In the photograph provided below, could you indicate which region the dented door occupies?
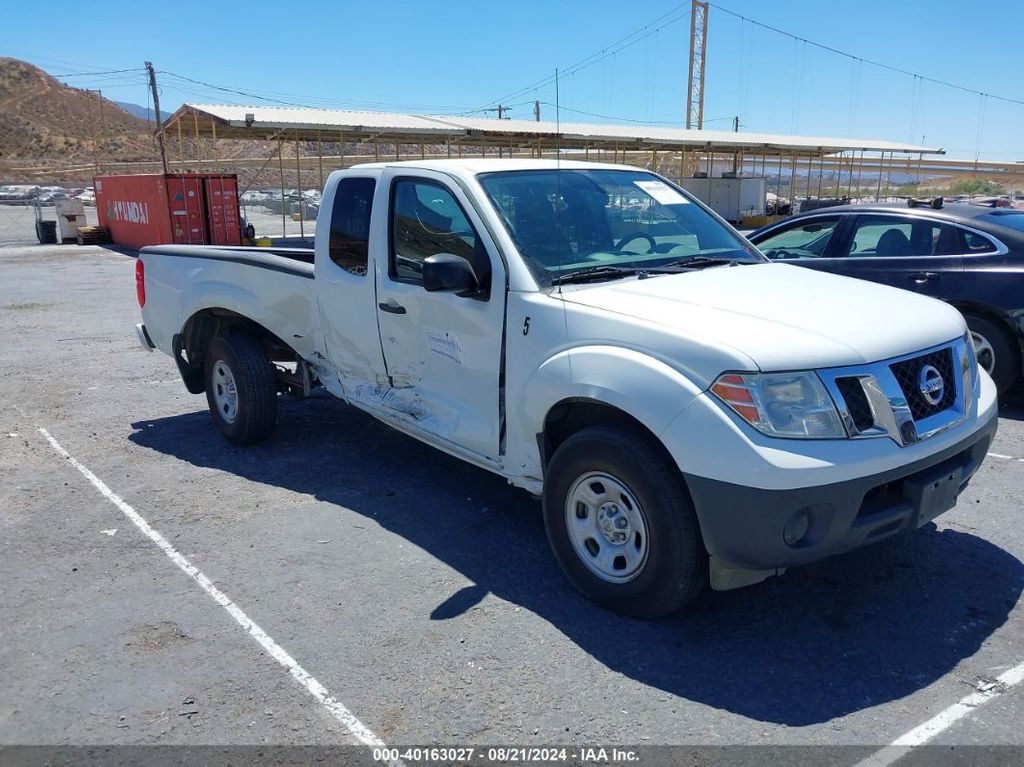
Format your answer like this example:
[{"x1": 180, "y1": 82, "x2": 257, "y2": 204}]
[{"x1": 375, "y1": 170, "x2": 506, "y2": 460}]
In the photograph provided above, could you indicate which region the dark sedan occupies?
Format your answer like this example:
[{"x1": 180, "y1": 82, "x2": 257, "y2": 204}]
[{"x1": 749, "y1": 201, "x2": 1024, "y2": 394}]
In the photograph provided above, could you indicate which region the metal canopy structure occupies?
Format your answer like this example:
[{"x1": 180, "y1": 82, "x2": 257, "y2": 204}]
[{"x1": 163, "y1": 103, "x2": 944, "y2": 158}]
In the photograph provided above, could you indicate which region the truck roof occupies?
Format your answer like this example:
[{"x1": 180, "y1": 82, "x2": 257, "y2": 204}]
[{"x1": 347, "y1": 158, "x2": 636, "y2": 176}]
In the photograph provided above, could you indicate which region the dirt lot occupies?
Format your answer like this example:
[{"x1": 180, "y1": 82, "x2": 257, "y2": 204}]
[{"x1": 1, "y1": 205, "x2": 1022, "y2": 763}]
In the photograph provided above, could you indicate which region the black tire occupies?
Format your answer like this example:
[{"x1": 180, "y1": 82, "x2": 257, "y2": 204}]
[
  {"x1": 542, "y1": 425, "x2": 707, "y2": 618},
  {"x1": 203, "y1": 332, "x2": 278, "y2": 444},
  {"x1": 964, "y1": 314, "x2": 1020, "y2": 396}
]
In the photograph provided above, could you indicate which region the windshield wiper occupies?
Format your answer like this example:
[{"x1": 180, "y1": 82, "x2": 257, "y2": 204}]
[
  {"x1": 662, "y1": 256, "x2": 742, "y2": 270},
  {"x1": 551, "y1": 265, "x2": 674, "y2": 285}
]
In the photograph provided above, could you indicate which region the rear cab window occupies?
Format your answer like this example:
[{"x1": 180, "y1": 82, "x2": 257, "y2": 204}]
[{"x1": 328, "y1": 177, "x2": 376, "y2": 275}]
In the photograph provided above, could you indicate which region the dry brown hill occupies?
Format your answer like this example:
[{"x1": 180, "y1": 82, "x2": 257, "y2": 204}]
[{"x1": 0, "y1": 57, "x2": 157, "y2": 164}]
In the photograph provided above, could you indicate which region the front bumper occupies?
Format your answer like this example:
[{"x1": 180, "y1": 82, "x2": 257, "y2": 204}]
[{"x1": 685, "y1": 406, "x2": 998, "y2": 575}]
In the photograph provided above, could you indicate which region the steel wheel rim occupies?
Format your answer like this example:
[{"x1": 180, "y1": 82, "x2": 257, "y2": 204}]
[
  {"x1": 970, "y1": 332, "x2": 996, "y2": 375},
  {"x1": 564, "y1": 471, "x2": 649, "y2": 584},
  {"x1": 211, "y1": 360, "x2": 239, "y2": 424}
]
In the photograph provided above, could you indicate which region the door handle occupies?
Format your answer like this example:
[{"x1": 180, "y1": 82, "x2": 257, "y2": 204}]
[
  {"x1": 378, "y1": 300, "x2": 407, "y2": 315},
  {"x1": 909, "y1": 272, "x2": 938, "y2": 285}
]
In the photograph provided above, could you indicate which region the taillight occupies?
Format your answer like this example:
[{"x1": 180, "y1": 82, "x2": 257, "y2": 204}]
[{"x1": 135, "y1": 258, "x2": 146, "y2": 308}]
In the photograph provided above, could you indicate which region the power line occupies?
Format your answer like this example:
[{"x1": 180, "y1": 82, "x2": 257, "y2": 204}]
[
  {"x1": 159, "y1": 70, "x2": 480, "y2": 114},
  {"x1": 542, "y1": 102, "x2": 736, "y2": 126},
  {"x1": 474, "y1": 3, "x2": 691, "y2": 114},
  {"x1": 539, "y1": 102, "x2": 682, "y2": 125},
  {"x1": 710, "y1": 1, "x2": 1024, "y2": 108},
  {"x1": 52, "y1": 68, "x2": 144, "y2": 78}
]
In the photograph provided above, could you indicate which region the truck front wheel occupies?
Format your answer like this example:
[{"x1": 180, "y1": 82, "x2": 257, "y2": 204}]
[
  {"x1": 204, "y1": 332, "x2": 278, "y2": 444},
  {"x1": 543, "y1": 425, "x2": 707, "y2": 618}
]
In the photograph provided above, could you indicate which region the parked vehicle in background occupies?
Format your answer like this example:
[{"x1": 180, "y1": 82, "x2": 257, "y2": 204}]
[
  {"x1": 750, "y1": 201, "x2": 1024, "y2": 394},
  {"x1": 36, "y1": 190, "x2": 67, "y2": 205},
  {"x1": 135, "y1": 160, "x2": 997, "y2": 617},
  {"x1": 76, "y1": 189, "x2": 96, "y2": 206}
]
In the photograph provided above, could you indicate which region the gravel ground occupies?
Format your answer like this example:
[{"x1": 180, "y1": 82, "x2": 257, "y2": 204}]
[{"x1": 1, "y1": 206, "x2": 1021, "y2": 761}]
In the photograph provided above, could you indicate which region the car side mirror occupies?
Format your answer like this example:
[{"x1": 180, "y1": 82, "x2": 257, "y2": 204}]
[{"x1": 423, "y1": 253, "x2": 478, "y2": 295}]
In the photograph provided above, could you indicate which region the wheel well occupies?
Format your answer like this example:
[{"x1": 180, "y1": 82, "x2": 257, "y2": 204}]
[
  {"x1": 951, "y1": 302, "x2": 1017, "y2": 338},
  {"x1": 176, "y1": 309, "x2": 296, "y2": 393},
  {"x1": 541, "y1": 399, "x2": 676, "y2": 471},
  {"x1": 952, "y1": 302, "x2": 1023, "y2": 363}
]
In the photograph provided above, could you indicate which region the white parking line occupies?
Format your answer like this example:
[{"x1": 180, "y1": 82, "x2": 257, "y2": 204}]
[
  {"x1": 39, "y1": 427, "x2": 386, "y2": 748},
  {"x1": 855, "y1": 663, "x2": 1024, "y2": 767},
  {"x1": 986, "y1": 452, "x2": 1014, "y2": 460}
]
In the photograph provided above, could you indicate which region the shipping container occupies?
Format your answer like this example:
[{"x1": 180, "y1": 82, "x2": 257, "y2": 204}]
[
  {"x1": 203, "y1": 175, "x2": 241, "y2": 246},
  {"x1": 94, "y1": 173, "x2": 242, "y2": 249}
]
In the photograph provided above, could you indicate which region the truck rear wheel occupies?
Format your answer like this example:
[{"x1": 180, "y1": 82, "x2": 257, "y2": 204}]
[
  {"x1": 204, "y1": 332, "x2": 278, "y2": 444},
  {"x1": 543, "y1": 425, "x2": 707, "y2": 618}
]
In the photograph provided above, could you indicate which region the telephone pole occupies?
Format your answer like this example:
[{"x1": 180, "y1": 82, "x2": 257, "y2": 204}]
[
  {"x1": 485, "y1": 104, "x2": 511, "y2": 120},
  {"x1": 84, "y1": 89, "x2": 104, "y2": 174},
  {"x1": 146, "y1": 61, "x2": 169, "y2": 174},
  {"x1": 534, "y1": 100, "x2": 541, "y2": 122}
]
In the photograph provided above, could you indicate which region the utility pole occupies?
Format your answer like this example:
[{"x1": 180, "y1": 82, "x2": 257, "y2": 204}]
[
  {"x1": 534, "y1": 100, "x2": 541, "y2": 122},
  {"x1": 733, "y1": 115, "x2": 740, "y2": 132},
  {"x1": 686, "y1": 0, "x2": 709, "y2": 130},
  {"x1": 485, "y1": 104, "x2": 511, "y2": 120},
  {"x1": 146, "y1": 61, "x2": 169, "y2": 174},
  {"x1": 84, "y1": 88, "x2": 103, "y2": 174}
]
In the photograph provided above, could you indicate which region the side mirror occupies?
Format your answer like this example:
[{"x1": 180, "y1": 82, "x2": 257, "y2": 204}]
[{"x1": 423, "y1": 253, "x2": 478, "y2": 294}]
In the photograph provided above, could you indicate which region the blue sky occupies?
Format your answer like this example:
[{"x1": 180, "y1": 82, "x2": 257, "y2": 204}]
[{"x1": 7, "y1": 0, "x2": 1023, "y2": 160}]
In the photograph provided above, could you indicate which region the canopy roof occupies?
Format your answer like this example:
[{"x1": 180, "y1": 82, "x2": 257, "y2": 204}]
[{"x1": 165, "y1": 103, "x2": 944, "y2": 157}]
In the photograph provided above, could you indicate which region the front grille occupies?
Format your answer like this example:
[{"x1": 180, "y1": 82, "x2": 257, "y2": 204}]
[
  {"x1": 835, "y1": 376, "x2": 874, "y2": 432},
  {"x1": 889, "y1": 348, "x2": 956, "y2": 421}
]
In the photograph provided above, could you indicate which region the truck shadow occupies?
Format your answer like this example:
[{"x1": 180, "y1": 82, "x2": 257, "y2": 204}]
[{"x1": 129, "y1": 395, "x2": 1023, "y2": 727}]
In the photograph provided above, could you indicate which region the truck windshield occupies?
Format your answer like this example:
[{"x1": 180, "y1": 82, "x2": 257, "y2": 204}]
[{"x1": 478, "y1": 168, "x2": 762, "y2": 285}]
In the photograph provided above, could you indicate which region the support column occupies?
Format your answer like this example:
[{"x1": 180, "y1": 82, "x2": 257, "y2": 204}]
[
  {"x1": 193, "y1": 111, "x2": 202, "y2": 168},
  {"x1": 278, "y1": 140, "x2": 286, "y2": 238},
  {"x1": 295, "y1": 140, "x2": 304, "y2": 241}
]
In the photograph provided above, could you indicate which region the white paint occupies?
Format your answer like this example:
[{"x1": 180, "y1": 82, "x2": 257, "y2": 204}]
[
  {"x1": 100, "y1": 528, "x2": 117, "y2": 536},
  {"x1": 855, "y1": 662, "x2": 1024, "y2": 767},
  {"x1": 39, "y1": 427, "x2": 386, "y2": 748},
  {"x1": 987, "y1": 452, "x2": 1013, "y2": 459}
]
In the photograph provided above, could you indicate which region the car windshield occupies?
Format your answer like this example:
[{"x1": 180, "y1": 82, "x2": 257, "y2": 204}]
[{"x1": 477, "y1": 168, "x2": 762, "y2": 285}]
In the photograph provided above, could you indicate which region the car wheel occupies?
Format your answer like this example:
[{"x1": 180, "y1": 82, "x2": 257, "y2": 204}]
[
  {"x1": 204, "y1": 332, "x2": 278, "y2": 444},
  {"x1": 542, "y1": 425, "x2": 707, "y2": 618},
  {"x1": 965, "y1": 314, "x2": 1020, "y2": 396}
]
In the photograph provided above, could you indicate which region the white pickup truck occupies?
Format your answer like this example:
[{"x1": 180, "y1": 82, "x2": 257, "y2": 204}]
[{"x1": 136, "y1": 159, "x2": 998, "y2": 617}]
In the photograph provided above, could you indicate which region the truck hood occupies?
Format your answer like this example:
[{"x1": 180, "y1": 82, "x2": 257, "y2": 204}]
[{"x1": 559, "y1": 262, "x2": 966, "y2": 374}]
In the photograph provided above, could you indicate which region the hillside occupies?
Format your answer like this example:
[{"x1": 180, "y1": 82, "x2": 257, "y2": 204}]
[
  {"x1": 0, "y1": 57, "x2": 157, "y2": 164},
  {"x1": 114, "y1": 100, "x2": 156, "y2": 123}
]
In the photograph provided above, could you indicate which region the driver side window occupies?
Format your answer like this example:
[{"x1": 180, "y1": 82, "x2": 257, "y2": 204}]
[
  {"x1": 391, "y1": 179, "x2": 479, "y2": 283},
  {"x1": 756, "y1": 217, "x2": 839, "y2": 259}
]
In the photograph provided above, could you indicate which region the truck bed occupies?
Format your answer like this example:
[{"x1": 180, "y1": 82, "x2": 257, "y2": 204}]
[{"x1": 139, "y1": 244, "x2": 320, "y2": 361}]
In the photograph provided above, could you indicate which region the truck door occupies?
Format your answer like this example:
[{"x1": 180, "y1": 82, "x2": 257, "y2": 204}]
[
  {"x1": 374, "y1": 171, "x2": 506, "y2": 460},
  {"x1": 316, "y1": 174, "x2": 390, "y2": 394}
]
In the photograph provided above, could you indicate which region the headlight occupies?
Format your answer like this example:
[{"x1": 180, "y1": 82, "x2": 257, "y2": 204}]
[
  {"x1": 964, "y1": 331, "x2": 980, "y2": 394},
  {"x1": 710, "y1": 371, "x2": 847, "y2": 439}
]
